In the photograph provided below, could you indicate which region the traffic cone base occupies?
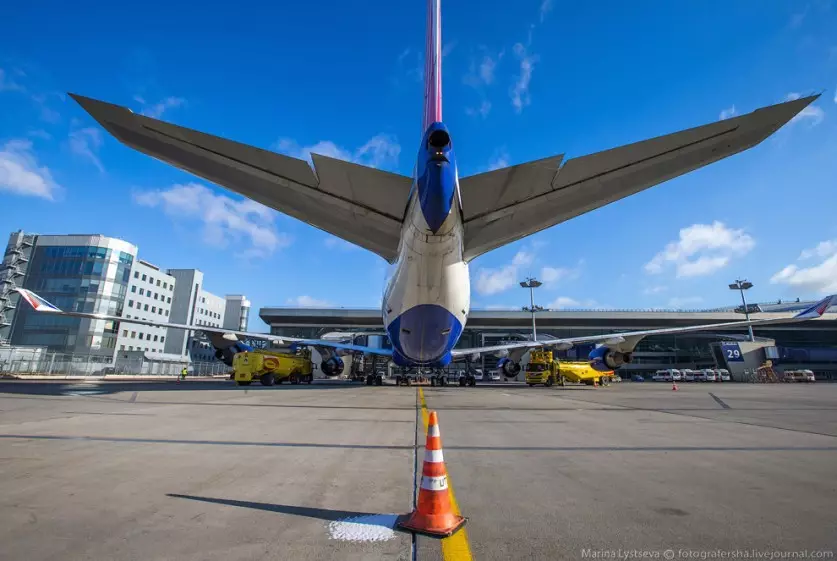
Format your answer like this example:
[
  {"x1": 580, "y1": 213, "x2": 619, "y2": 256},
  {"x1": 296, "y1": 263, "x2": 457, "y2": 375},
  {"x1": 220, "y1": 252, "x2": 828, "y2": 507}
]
[
  {"x1": 398, "y1": 411, "x2": 467, "y2": 539},
  {"x1": 672, "y1": 382, "x2": 678, "y2": 391}
]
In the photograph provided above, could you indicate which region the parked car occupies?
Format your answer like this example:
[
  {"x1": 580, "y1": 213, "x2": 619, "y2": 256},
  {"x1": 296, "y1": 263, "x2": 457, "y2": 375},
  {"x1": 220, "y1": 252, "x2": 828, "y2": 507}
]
[
  {"x1": 693, "y1": 370, "x2": 707, "y2": 382},
  {"x1": 682, "y1": 369, "x2": 696, "y2": 382},
  {"x1": 473, "y1": 370, "x2": 485, "y2": 381},
  {"x1": 716, "y1": 369, "x2": 731, "y2": 382},
  {"x1": 704, "y1": 370, "x2": 717, "y2": 382},
  {"x1": 631, "y1": 374, "x2": 645, "y2": 382},
  {"x1": 488, "y1": 370, "x2": 500, "y2": 381},
  {"x1": 783, "y1": 370, "x2": 815, "y2": 383}
]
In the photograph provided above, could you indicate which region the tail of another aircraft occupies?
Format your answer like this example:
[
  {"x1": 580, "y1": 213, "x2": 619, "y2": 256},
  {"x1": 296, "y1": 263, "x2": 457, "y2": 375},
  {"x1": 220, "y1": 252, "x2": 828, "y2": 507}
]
[{"x1": 423, "y1": 0, "x2": 442, "y2": 131}]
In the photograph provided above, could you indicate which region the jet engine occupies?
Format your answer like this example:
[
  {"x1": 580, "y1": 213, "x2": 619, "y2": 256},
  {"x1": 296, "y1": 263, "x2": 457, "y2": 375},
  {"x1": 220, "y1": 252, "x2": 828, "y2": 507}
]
[
  {"x1": 214, "y1": 342, "x2": 253, "y2": 366},
  {"x1": 588, "y1": 346, "x2": 632, "y2": 372},
  {"x1": 320, "y1": 356, "x2": 345, "y2": 377},
  {"x1": 497, "y1": 357, "x2": 521, "y2": 377}
]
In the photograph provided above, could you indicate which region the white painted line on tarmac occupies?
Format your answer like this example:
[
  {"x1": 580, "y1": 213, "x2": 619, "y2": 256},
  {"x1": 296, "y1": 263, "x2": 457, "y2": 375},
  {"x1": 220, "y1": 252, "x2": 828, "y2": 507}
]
[{"x1": 327, "y1": 514, "x2": 399, "y2": 542}]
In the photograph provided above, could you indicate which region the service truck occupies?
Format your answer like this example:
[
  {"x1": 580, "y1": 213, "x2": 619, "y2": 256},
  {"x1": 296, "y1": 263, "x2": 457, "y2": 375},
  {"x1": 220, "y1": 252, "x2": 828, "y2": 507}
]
[
  {"x1": 524, "y1": 350, "x2": 613, "y2": 387},
  {"x1": 233, "y1": 348, "x2": 314, "y2": 386}
]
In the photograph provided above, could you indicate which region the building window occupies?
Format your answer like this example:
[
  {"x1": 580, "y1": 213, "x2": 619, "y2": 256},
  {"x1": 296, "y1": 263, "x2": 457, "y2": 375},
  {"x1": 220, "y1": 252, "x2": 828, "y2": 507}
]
[
  {"x1": 128, "y1": 300, "x2": 134, "y2": 308},
  {"x1": 139, "y1": 288, "x2": 144, "y2": 296},
  {"x1": 144, "y1": 304, "x2": 149, "y2": 311},
  {"x1": 149, "y1": 277, "x2": 154, "y2": 284},
  {"x1": 138, "y1": 333, "x2": 143, "y2": 340},
  {"x1": 165, "y1": 310, "x2": 169, "y2": 316},
  {"x1": 153, "y1": 293, "x2": 158, "y2": 300},
  {"x1": 129, "y1": 346, "x2": 133, "y2": 351},
  {"x1": 131, "y1": 331, "x2": 136, "y2": 338},
  {"x1": 156, "y1": 279, "x2": 161, "y2": 286},
  {"x1": 120, "y1": 345, "x2": 125, "y2": 350},
  {"x1": 163, "y1": 282, "x2": 167, "y2": 289},
  {"x1": 167, "y1": 297, "x2": 171, "y2": 304},
  {"x1": 122, "y1": 329, "x2": 128, "y2": 336},
  {"x1": 151, "y1": 306, "x2": 156, "y2": 313},
  {"x1": 142, "y1": 274, "x2": 147, "y2": 281},
  {"x1": 131, "y1": 286, "x2": 136, "y2": 293},
  {"x1": 161, "y1": 337, "x2": 165, "y2": 343},
  {"x1": 153, "y1": 335, "x2": 158, "y2": 342},
  {"x1": 134, "y1": 271, "x2": 139, "y2": 279},
  {"x1": 159, "y1": 308, "x2": 163, "y2": 315}
]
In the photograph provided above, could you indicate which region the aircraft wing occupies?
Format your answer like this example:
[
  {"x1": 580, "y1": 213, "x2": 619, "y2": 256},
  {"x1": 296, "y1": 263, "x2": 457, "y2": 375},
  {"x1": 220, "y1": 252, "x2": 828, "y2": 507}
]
[
  {"x1": 69, "y1": 94, "x2": 412, "y2": 263},
  {"x1": 459, "y1": 95, "x2": 819, "y2": 261},
  {"x1": 452, "y1": 295, "x2": 836, "y2": 358},
  {"x1": 14, "y1": 289, "x2": 393, "y2": 358}
]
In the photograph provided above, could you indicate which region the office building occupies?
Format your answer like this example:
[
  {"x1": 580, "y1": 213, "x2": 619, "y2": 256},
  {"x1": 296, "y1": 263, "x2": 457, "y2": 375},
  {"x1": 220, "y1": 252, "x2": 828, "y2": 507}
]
[
  {"x1": 224, "y1": 295, "x2": 251, "y2": 332},
  {"x1": 115, "y1": 260, "x2": 176, "y2": 354},
  {"x1": 2, "y1": 233, "x2": 136, "y2": 356}
]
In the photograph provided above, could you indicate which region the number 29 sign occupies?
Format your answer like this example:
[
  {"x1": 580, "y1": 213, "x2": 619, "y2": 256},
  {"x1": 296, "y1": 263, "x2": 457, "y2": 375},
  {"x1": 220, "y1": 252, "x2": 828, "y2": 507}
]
[{"x1": 721, "y1": 343, "x2": 744, "y2": 362}]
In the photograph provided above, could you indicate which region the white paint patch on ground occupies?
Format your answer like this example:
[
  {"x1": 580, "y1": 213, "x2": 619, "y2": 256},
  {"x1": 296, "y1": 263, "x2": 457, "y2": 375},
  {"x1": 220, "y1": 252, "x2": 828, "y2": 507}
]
[{"x1": 327, "y1": 514, "x2": 399, "y2": 542}]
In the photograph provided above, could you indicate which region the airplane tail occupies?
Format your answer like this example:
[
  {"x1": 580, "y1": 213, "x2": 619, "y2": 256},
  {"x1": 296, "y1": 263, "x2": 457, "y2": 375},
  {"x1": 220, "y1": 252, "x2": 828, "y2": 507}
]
[
  {"x1": 793, "y1": 295, "x2": 836, "y2": 319},
  {"x1": 423, "y1": 0, "x2": 442, "y2": 131}
]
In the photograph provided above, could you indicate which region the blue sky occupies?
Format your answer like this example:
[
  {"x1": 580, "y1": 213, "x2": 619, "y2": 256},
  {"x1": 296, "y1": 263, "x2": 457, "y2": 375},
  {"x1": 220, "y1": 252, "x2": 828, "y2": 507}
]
[{"x1": 1, "y1": 0, "x2": 836, "y2": 328}]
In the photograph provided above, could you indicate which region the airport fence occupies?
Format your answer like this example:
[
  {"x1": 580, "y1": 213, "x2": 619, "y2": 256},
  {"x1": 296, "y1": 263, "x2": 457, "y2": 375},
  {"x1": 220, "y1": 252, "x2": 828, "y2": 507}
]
[{"x1": 0, "y1": 347, "x2": 229, "y2": 377}]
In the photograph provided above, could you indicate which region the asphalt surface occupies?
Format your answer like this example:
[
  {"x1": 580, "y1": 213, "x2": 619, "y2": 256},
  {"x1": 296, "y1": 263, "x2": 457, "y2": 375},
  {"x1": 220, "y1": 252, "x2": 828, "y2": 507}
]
[{"x1": 1, "y1": 380, "x2": 836, "y2": 560}]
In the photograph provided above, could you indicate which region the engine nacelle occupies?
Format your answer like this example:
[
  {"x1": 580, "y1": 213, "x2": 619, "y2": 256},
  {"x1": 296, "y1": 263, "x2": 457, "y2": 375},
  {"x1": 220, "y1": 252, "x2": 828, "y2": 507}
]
[
  {"x1": 320, "y1": 356, "x2": 345, "y2": 377},
  {"x1": 497, "y1": 357, "x2": 521, "y2": 377},
  {"x1": 588, "y1": 346, "x2": 632, "y2": 372},
  {"x1": 214, "y1": 342, "x2": 253, "y2": 366}
]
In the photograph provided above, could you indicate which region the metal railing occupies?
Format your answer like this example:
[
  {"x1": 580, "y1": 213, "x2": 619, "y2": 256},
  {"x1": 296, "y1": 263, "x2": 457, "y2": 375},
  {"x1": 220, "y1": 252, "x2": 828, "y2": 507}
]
[{"x1": 0, "y1": 347, "x2": 230, "y2": 377}]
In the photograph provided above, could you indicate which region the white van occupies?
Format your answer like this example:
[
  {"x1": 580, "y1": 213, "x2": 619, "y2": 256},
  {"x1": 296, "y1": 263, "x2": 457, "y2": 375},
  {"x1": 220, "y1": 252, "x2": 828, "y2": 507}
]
[
  {"x1": 693, "y1": 370, "x2": 707, "y2": 382},
  {"x1": 704, "y1": 369, "x2": 717, "y2": 382},
  {"x1": 652, "y1": 370, "x2": 671, "y2": 382},
  {"x1": 682, "y1": 369, "x2": 696, "y2": 382},
  {"x1": 716, "y1": 369, "x2": 731, "y2": 382}
]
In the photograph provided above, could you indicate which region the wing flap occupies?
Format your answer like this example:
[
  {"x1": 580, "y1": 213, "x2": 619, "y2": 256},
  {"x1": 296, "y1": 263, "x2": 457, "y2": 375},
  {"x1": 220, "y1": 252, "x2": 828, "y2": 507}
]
[
  {"x1": 461, "y1": 95, "x2": 818, "y2": 260},
  {"x1": 70, "y1": 94, "x2": 410, "y2": 262}
]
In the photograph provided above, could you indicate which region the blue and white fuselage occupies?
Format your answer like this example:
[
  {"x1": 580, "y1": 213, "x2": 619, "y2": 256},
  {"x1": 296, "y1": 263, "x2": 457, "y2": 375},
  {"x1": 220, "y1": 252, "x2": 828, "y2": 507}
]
[{"x1": 383, "y1": 122, "x2": 469, "y2": 367}]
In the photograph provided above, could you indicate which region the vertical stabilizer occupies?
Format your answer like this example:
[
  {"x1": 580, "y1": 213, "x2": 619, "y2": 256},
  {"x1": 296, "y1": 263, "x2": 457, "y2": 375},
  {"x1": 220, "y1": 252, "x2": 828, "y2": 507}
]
[{"x1": 423, "y1": 0, "x2": 442, "y2": 131}]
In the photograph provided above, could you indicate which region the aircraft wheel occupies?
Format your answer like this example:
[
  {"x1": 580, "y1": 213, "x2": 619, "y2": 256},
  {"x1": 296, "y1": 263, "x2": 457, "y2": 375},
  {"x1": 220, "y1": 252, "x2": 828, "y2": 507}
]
[
  {"x1": 469, "y1": 377, "x2": 476, "y2": 387},
  {"x1": 459, "y1": 377, "x2": 466, "y2": 387},
  {"x1": 545, "y1": 377, "x2": 554, "y2": 387},
  {"x1": 375, "y1": 375, "x2": 383, "y2": 386},
  {"x1": 261, "y1": 373, "x2": 275, "y2": 386},
  {"x1": 405, "y1": 377, "x2": 412, "y2": 386},
  {"x1": 237, "y1": 381, "x2": 251, "y2": 386},
  {"x1": 306, "y1": 374, "x2": 313, "y2": 384},
  {"x1": 527, "y1": 383, "x2": 534, "y2": 387}
]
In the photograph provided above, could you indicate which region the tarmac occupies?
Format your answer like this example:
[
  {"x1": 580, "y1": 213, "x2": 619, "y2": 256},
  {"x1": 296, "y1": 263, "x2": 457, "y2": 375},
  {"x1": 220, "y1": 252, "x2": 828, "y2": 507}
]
[{"x1": 1, "y1": 379, "x2": 835, "y2": 560}]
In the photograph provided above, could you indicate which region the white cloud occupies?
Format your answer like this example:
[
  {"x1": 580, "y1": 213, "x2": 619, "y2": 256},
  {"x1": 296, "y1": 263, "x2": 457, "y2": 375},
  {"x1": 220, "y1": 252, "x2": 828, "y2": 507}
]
[
  {"x1": 540, "y1": 262, "x2": 582, "y2": 286},
  {"x1": 0, "y1": 139, "x2": 60, "y2": 200},
  {"x1": 475, "y1": 249, "x2": 533, "y2": 295},
  {"x1": 286, "y1": 295, "x2": 333, "y2": 307},
  {"x1": 274, "y1": 134, "x2": 400, "y2": 170},
  {"x1": 789, "y1": 7, "x2": 808, "y2": 29},
  {"x1": 28, "y1": 129, "x2": 52, "y2": 140},
  {"x1": 136, "y1": 96, "x2": 186, "y2": 119},
  {"x1": 479, "y1": 55, "x2": 496, "y2": 85},
  {"x1": 547, "y1": 296, "x2": 579, "y2": 309},
  {"x1": 0, "y1": 68, "x2": 25, "y2": 92},
  {"x1": 510, "y1": 43, "x2": 537, "y2": 113},
  {"x1": 771, "y1": 239, "x2": 837, "y2": 293},
  {"x1": 539, "y1": 0, "x2": 553, "y2": 22},
  {"x1": 668, "y1": 296, "x2": 703, "y2": 309},
  {"x1": 133, "y1": 182, "x2": 291, "y2": 257},
  {"x1": 786, "y1": 93, "x2": 825, "y2": 126},
  {"x1": 485, "y1": 304, "x2": 519, "y2": 311},
  {"x1": 324, "y1": 236, "x2": 358, "y2": 251},
  {"x1": 643, "y1": 285, "x2": 668, "y2": 295},
  {"x1": 487, "y1": 147, "x2": 509, "y2": 171},
  {"x1": 68, "y1": 127, "x2": 104, "y2": 172},
  {"x1": 719, "y1": 105, "x2": 737, "y2": 120},
  {"x1": 799, "y1": 240, "x2": 837, "y2": 260},
  {"x1": 644, "y1": 221, "x2": 755, "y2": 278},
  {"x1": 466, "y1": 100, "x2": 492, "y2": 118},
  {"x1": 834, "y1": 87, "x2": 837, "y2": 104}
]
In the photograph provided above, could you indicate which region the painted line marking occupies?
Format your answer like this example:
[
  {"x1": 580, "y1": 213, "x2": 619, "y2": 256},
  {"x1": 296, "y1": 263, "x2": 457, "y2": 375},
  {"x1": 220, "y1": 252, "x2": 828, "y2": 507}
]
[
  {"x1": 708, "y1": 393, "x2": 731, "y2": 410},
  {"x1": 418, "y1": 387, "x2": 473, "y2": 561}
]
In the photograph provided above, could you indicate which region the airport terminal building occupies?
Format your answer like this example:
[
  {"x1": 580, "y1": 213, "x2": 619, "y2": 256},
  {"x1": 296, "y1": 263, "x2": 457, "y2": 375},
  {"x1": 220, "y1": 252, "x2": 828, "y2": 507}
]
[{"x1": 260, "y1": 303, "x2": 837, "y2": 380}]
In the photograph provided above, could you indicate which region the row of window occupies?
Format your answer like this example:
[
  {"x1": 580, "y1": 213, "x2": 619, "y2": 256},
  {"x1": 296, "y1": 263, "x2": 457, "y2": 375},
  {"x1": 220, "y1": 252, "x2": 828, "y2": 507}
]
[
  {"x1": 120, "y1": 345, "x2": 159, "y2": 352},
  {"x1": 198, "y1": 307, "x2": 220, "y2": 319},
  {"x1": 133, "y1": 270, "x2": 174, "y2": 291},
  {"x1": 196, "y1": 320, "x2": 219, "y2": 327},
  {"x1": 122, "y1": 329, "x2": 166, "y2": 343},
  {"x1": 130, "y1": 286, "x2": 172, "y2": 303},
  {"x1": 127, "y1": 301, "x2": 170, "y2": 316}
]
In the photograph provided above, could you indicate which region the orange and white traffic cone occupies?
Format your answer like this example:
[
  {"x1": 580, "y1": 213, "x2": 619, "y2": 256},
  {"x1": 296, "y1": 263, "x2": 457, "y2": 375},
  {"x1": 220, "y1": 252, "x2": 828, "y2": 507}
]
[
  {"x1": 398, "y1": 411, "x2": 466, "y2": 538},
  {"x1": 672, "y1": 381, "x2": 678, "y2": 391}
]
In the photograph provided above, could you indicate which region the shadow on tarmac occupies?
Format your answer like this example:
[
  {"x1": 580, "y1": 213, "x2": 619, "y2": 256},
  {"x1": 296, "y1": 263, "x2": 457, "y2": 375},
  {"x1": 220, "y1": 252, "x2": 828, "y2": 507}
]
[
  {"x1": 166, "y1": 494, "x2": 406, "y2": 527},
  {"x1": 0, "y1": 380, "x2": 363, "y2": 397}
]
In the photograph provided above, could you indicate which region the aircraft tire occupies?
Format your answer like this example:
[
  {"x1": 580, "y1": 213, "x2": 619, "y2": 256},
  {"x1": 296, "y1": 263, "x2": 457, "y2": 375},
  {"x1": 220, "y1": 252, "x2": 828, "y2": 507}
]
[
  {"x1": 375, "y1": 375, "x2": 383, "y2": 386},
  {"x1": 237, "y1": 381, "x2": 251, "y2": 386},
  {"x1": 261, "y1": 373, "x2": 275, "y2": 386},
  {"x1": 469, "y1": 377, "x2": 476, "y2": 387},
  {"x1": 459, "y1": 377, "x2": 466, "y2": 387}
]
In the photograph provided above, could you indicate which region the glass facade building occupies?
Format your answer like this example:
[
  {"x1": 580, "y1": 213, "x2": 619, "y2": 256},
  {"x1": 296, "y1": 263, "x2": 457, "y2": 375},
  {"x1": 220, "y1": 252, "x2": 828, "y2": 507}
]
[{"x1": 11, "y1": 235, "x2": 137, "y2": 356}]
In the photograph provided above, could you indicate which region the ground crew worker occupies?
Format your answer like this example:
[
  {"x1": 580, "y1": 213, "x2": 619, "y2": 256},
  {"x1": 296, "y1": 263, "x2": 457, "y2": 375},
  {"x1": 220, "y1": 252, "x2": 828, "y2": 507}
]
[{"x1": 180, "y1": 366, "x2": 187, "y2": 382}]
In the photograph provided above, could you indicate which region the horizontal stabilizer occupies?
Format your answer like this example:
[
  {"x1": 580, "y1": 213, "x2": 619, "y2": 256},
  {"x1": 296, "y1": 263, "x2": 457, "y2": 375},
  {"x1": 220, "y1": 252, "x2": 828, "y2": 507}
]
[
  {"x1": 70, "y1": 94, "x2": 412, "y2": 262},
  {"x1": 460, "y1": 95, "x2": 819, "y2": 261}
]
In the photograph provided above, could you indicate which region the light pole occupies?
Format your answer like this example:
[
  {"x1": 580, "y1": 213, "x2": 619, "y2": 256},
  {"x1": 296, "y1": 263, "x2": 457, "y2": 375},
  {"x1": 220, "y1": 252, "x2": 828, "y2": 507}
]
[
  {"x1": 520, "y1": 278, "x2": 542, "y2": 342},
  {"x1": 729, "y1": 279, "x2": 755, "y2": 342}
]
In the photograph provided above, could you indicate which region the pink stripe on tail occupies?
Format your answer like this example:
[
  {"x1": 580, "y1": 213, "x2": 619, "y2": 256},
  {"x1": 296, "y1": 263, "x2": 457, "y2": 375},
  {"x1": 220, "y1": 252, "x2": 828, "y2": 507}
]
[{"x1": 422, "y1": 0, "x2": 442, "y2": 131}]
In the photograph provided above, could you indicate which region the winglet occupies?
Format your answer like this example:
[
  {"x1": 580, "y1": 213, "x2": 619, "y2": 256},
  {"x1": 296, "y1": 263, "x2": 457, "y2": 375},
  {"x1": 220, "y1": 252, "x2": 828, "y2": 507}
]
[
  {"x1": 14, "y1": 288, "x2": 63, "y2": 313},
  {"x1": 793, "y1": 295, "x2": 836, "y2": 319}
]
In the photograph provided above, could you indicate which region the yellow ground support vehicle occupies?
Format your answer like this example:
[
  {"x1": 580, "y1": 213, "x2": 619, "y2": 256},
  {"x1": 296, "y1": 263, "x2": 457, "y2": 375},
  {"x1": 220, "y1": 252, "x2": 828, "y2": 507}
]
[
  {"x1": 233, "y1": 349, "x2": 314, "y2": 386},
  {"x1": 524, "y1": 350, "x2": 613, "y2": 387}
]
